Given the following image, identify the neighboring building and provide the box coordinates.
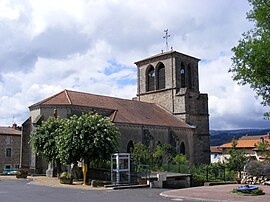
[0,124,21,173]
[21,50,210,174]
[219,132,270,161]
[210,146,223,163]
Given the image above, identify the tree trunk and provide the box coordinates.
[82,163,88,185]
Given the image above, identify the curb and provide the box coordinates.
[108,184,149,190]
[160,192,231,202]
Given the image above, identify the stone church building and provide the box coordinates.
[21,50,210,173]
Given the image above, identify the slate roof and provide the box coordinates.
[0,126,22,136]
[29,89,192,129]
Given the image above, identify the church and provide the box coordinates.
[21,50,210,174]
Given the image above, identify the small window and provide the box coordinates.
[5,165,11,169]
[15,164,20,169]
[180,63,186,88]
[6,148,12,157]
[127,140,134,153]
[157,63,165,90]
[180,142,186,155]
[146,65,155,91]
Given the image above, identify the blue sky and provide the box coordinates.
[0,0,269,129]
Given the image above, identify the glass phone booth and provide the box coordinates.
[111,153,130,184]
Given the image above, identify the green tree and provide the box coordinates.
[30,117,66,174]
[173,154,189,173]
[57,113,120,184]
[30,117,65,162]
[230,0,270,118]
[225,139,247,178]
[161,144,176,163]
[255,139,270,161]
[152,144,176,170]
[131,143,152,166]
[152,145,164,170]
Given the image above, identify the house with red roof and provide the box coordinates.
[219,132,270,162]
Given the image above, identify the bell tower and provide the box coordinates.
[135,50,210,164]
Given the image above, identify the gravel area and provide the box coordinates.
[0,175,105,190]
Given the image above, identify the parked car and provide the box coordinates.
[3,169,18,175]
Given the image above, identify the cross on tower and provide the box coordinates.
[163,29,170,52]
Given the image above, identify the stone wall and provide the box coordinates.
[21,117,32,168]
[0,133,21,172]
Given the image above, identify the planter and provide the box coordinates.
[16,174,27,179]
[60,178,73,184]
[15,168,29,179]
[236,178,241,184]
[138,178,147,185]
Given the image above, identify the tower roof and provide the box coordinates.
[134,50,200,66]
[29,89,193,129]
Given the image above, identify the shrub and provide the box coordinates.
[262,163,270,178]
[232,188,265,195]
[60,172,72,179]
[245,160,264,176]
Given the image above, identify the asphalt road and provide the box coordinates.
[0,179,195,202]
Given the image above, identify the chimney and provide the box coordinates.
[12,123,17,129]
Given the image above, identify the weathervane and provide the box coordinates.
[163,29,170,52]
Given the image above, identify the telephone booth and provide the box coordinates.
[111,153,130,184]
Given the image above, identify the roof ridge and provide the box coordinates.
[64,89,72,104]
[29,90,67,108]
[65,89,141,103]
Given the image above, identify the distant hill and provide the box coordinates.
[210,128,270,146]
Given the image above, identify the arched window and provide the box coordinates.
[127,140,134,153]
[146,65,155,91]
[180,142,186,155]
[157,63,165,90]
[180,63,186,88]
[187,64,192,89]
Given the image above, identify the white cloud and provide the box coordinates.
[0,0,269,129]
[0,0,21,20]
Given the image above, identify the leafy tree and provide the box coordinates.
[152,144,176,170]
[131,143,152,166]
[30,117,66,174]
[230,0,270,118]
[57,113,120,184]
[225,139,247,178]
[245,160,264,176]
[30,117,65,163]
[255,139,270,161]
[161,144,176,163]
[173,154,189,173]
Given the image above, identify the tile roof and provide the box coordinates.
[210,146,223,154]
[240,135,265,140]
[0,126,22,136]
[220,139,270,149]
[29,89,193,129]
[134,51,200,65]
